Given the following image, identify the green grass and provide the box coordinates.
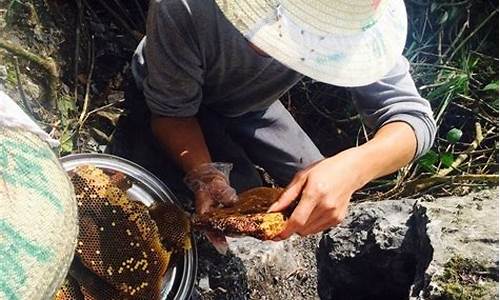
[98,0,498,198]
[0,0,497,196]
[282,0,499,199]
[404,0,498,187]
[363,1,497,197]
[435,255,492,300]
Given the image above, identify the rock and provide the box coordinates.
[193,189,498,300]
[198,276,211,292]
[317,189,499,300]
[317,198,432,300]
[418,188,499,299]
[0,65,7,82]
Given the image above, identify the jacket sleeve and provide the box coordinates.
[349,55,437,159]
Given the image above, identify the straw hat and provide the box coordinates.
[214,0,408,87]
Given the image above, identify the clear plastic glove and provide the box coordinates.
[184,162,238,254]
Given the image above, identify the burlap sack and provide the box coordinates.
[0,125,78,299]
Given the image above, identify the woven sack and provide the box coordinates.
[0,126,78,300]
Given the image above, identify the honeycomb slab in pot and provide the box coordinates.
[58,153,197,300]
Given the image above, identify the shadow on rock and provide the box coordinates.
[194,233,250,300]
[316,199,434,300]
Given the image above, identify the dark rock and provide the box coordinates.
[316,189,499,300]
[193,189,498,300]
[317,199,433,300]
[195,233,251,300]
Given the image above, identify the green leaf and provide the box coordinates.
[482,80,499,92]
[59,130,74,155]
[447,128,463,144]
[440,152,454,168]
[439,11,449,24]
[58,94,77,122]
[418,150,439,172]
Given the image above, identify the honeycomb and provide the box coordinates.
[55,259,129,300]
[54,276,84,300]
[55,165,191,300]
[193,187,289,240]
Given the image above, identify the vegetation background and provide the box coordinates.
[0,0,498,200]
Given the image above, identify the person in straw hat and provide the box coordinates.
[109,0,436,248]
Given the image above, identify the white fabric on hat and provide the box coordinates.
[0,90,59,147]
[215,0,408,86]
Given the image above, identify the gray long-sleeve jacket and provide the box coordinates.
[131,0,436,158]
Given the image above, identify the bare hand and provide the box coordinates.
[268,148,369,240]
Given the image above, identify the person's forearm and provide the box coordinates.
[270,121,418,238]
[354,121,417,187]
[151,115,211,173]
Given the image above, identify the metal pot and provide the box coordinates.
[60,153,197,300]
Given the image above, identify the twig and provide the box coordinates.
[434,92,453,125]
[334,115,360,124]
[111,0,138,29]
[78,98,125,130]
[471,50,499,62]
[411,62,464,72]
[418,81,448,91]
[78,35,95,125]
[307,99,332,120]
[305,87,335,120]
[394,163,414,190]
[361,181,398,192]
[385,123,497,197]
[404,174,499,195]
[0,39,59,108]
[451,100,496,125]
[92,0,143,42]
[446,9,499,63]
[437,123,493,177]
[13,56,32,115]
[442,11,470,59]
[74,0,83,105]
[481,150,497,174]
[133,0,146,30]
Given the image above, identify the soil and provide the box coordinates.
[193,234,321,300]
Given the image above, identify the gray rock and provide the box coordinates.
[418,189,499,300]
[317,189,499,300]
[198,276,211,292]
[317,199,432,300]
[0,65,7,82]
[193,189,498,299]
[228,236,320,300]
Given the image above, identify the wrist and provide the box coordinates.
[185,162,238,208]
[184,162,234,192]
[338,146,378,189]
[355,122,417,182]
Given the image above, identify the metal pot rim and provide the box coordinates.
[60,153,197,300]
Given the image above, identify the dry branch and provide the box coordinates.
[404,174,499,195]
[92,0,143,42]
[0,39,59,108]
[13,56,31,115]
[437,122,494,177]
[78,36,96,125]
[377,122,496,199]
